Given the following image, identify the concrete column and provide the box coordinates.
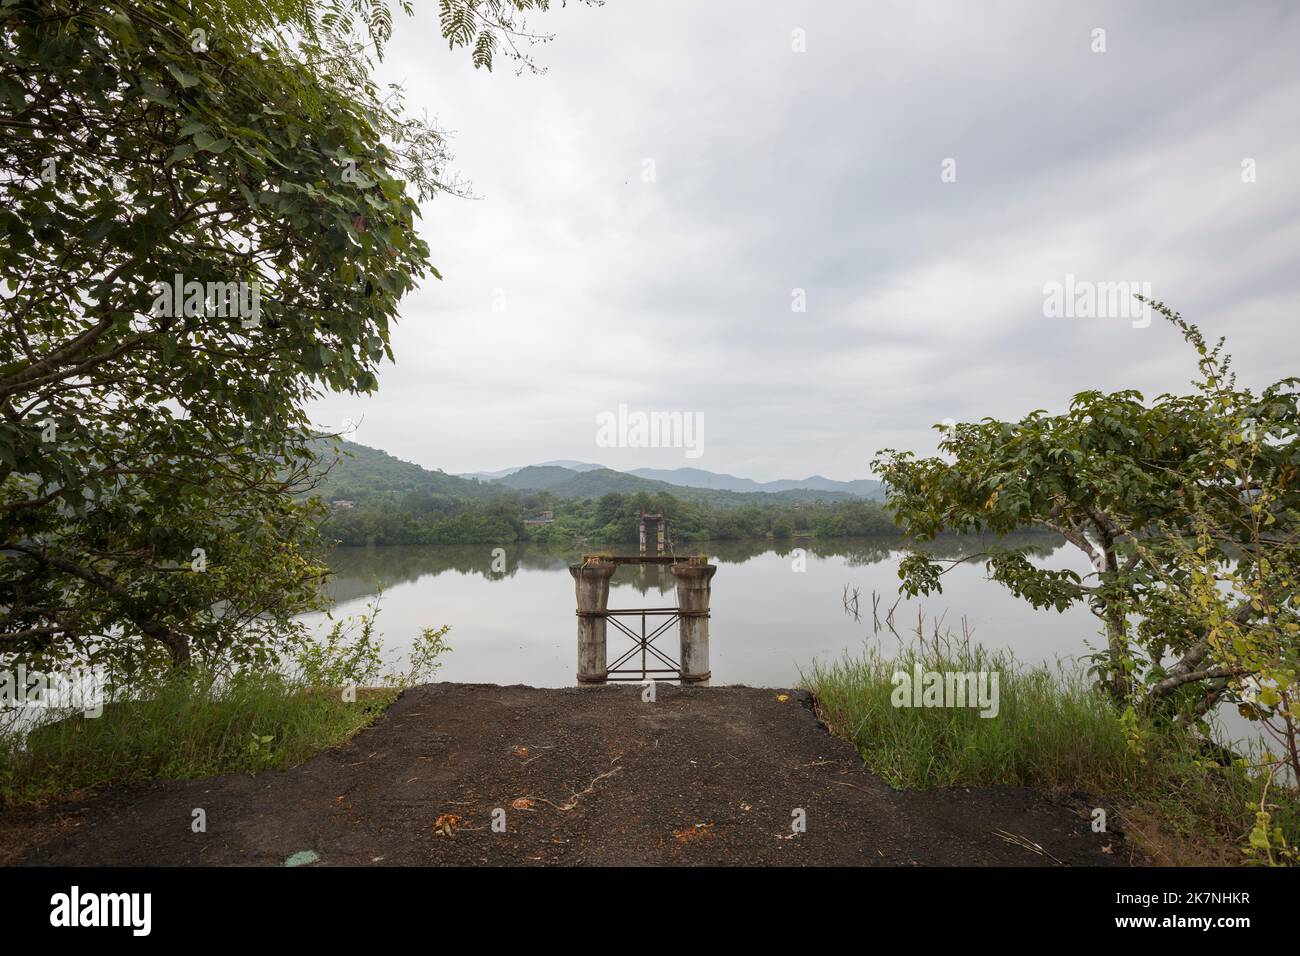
[570,559,617,684]
[671,562,717,685]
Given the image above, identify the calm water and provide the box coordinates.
[299,536,1105,687]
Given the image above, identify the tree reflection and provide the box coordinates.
[319,533,1064,606]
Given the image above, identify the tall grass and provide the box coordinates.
[0,674,395,806]
[805,643,1137,792]
[0,600,450,808]
[803,616,1299,865]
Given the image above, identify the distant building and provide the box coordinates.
[331,499,355,510]
[523,510,555,527]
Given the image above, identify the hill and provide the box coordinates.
[307,439,494,504]
[460,462,882,499]
[491,465,588,492]
[461,460,605,480]
[306,441,897,547]
[626,466,882,499]
[496,465,857,505]
[317,443,861,508]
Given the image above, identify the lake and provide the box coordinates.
[300,535,1106,687]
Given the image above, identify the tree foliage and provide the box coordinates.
[320,481,896,548]
[0,0,432,674]
[253,0,603,75]
[874,302,1299,781]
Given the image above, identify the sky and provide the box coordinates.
[305,0,1300,482]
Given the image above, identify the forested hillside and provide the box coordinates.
[309,439,494,502]
[627,466,883,499]
[497,465,860,504]
[308,440,896,547]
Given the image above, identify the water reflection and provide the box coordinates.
[306,533,1090,688]
[320,533,1061,605]
[301,533,1263,751]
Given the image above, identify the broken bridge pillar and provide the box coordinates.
[671,560,716,685]
[570,558,617,684]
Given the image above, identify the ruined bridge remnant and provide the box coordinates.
[569,554,717,686]
[638,510,668,556]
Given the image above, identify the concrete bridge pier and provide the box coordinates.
[672,562,717,685]
[571,559,617,684]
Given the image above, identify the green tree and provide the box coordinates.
[290,0,604,75]
[0,0,434,672]
[874,301,1299,738]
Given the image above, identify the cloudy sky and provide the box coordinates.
[305,0,1300,482]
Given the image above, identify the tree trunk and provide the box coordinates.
[1103,610,1131,702]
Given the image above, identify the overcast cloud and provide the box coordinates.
[305,0,1300,482]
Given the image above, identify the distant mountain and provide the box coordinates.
[313,441,878,508]
[626,467,882,500]
[463,461,882,500]
[308,439,494,502]
[458,466,517,481]
[460,460,605,480]
[536,459,606,472]
[491,465,588,491]
[497,466,858,505]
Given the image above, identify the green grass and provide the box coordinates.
[0,600,450,810]
[805,643,1135,792]
[0,673,395,807]
[804,640,1300,865]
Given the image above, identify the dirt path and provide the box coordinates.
[7,684,1134,866]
